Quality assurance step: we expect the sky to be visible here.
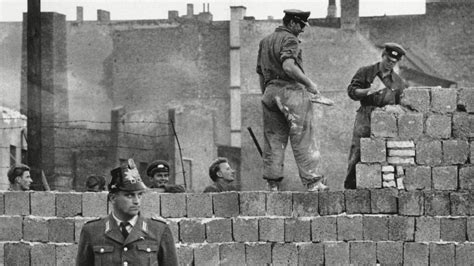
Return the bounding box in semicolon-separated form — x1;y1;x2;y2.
0;0;426;22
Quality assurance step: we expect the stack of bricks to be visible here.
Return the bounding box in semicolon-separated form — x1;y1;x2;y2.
0;189;473;265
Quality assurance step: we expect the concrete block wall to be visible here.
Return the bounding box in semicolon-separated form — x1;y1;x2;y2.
0;190;473;265
357;87;473;191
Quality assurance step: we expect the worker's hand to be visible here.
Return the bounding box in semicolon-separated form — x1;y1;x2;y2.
367;78;385;95
367;86;385;96
305;81;319;95
310;93;334;106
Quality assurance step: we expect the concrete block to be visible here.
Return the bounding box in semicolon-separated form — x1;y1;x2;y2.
356;163;382;188
416;140;442;165
387;156;415;165
318;191;345;215
23;217;49;242
345;189;370;214
432;166;458;191
298;243;324;265
360;138;386;162
48;218;75;243
404;242;429;266
350;241;376;265
56;244;77;266
404;166;431;190
398;112;424;138
377;241;403;265
363;216;389;241
212;192;239;217
443;139;469;164
383;180;396;187
324;242;349;265
205;218;232;243
388;149;416;156
141;191;160;217
387;140;415;148
4;242;31;265
239;191;265;216
219;243;245;266
284;218;311;242
194;244;219;265
389;216;415;241
161;193;186;218
56;192;82;217
426;114;451;139
0;241;3;265
0;216;22;241
179;219;205;243
337;215;363;241
425;191;450;216
451;192;470;216
468;218;474;241
232;217;258;242
371;110;397;137
259;217;284;242
292;192;318;217
371;188;398;214
440;218;466;242
460;166;474;190
312;216;337;241
31;192;55;216
398;191;424;216
186;193;212;218
176;245;194;266
431;88;457;113
4;191;30;215
453;112;474;139
429;243;455;266
455;243;474;265
381;165;395;172
401;87;430;112
82;192;108;217
245;243;271;265
31;243;55;266
0;192;3;214
272;243;298;265
471;141;474;163
382;173;395;181
415;217;440;242
266;192;292;216
458;87;474;113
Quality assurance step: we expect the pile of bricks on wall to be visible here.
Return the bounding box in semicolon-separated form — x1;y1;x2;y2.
0;189;473;265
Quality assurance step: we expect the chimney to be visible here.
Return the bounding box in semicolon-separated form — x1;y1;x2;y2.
207;3;210;13
186;3;194;18
168;10;179;20
97;9;110;22
341;0;359;31
327;0;337;18
76;6;83;23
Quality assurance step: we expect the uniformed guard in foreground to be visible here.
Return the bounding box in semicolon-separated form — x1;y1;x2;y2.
76;159;178;266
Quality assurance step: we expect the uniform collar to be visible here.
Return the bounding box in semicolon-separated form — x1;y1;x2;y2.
105;214;157;245
275;25;299;39
111;211;138;227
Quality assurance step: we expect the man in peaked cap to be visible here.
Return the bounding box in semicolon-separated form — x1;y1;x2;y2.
344;42;408;189
147;160;185;193
256;9;334;192
76;159;178;266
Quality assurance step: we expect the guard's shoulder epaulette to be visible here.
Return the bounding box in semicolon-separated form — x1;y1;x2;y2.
150;215;168;224
85;217;102;224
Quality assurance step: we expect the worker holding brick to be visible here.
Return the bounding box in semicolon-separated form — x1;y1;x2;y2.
344;43;407;189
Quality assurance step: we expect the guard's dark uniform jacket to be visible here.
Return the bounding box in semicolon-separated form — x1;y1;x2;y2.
76;214;178;266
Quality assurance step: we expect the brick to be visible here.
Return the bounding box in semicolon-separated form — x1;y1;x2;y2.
266;192;292;216
259;217;284;242
398;112;424;139
232;217;258;242
312;216;337;241
0;242;3;265
387;156;415;165
360;138;386;162
371;110;397;137
356;163;381;188
337;215;363;241
31;243;55;266
345;189;370;214
377;241;403;265
363;216;388;241
431;88;457;113
398;191;424;216
292;192;318;217
194;244;219;265
426;114;451;139
443;139;469;164
440;218;466;242
456;243;474;265
141;191;160;217
382;173;395;181
388;149;416;156
451;192;470;216
458;88;474;113
4;242;31;265
284;218;311;242
179;219;205;243
245;243;271;265
404;166;431;190
324;242;349;265
371;188;398;214
298;243;324;265
82;192;108;217
416;140;442;165
432;166;458;191
186;193;212;218
272;243;298;265
401;87;430;112
0;192;3;215
74;217;95;243
415;217;440;242
213;192;239;217
205;218;232;243
429;243;455;266
424;191;450;216
56;192;82;217
49;218;75;243
0;216;22;241
383;180;396;188
23;217;49;242
161;193;186;218
404;242;429;266
56;244;77;266
468;218;474;241
389;216;415;241
460;166;474;190
382;165;395;172
176;245;194;266
219;243;245;266
453;112;474;139
31;192;55;216
318;191;345;215
350;241;376;265
387;140;415;149
239;191;265;216
4;191;30;215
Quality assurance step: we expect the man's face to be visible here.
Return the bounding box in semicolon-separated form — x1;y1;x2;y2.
381;54;398;72
152;172;169;187
17;170;32;191
217;162;234;182
111;190;145;220
289;20;305;36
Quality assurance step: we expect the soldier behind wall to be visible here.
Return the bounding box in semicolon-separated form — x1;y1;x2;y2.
7;164;33;191
203;157;238;193
85;175;106;192
146;160;185;193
